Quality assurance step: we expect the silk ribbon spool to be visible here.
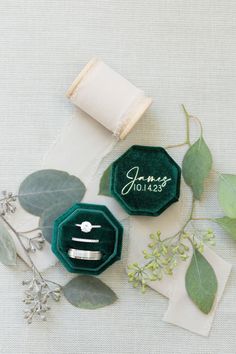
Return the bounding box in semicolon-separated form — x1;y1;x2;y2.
66;58;153;139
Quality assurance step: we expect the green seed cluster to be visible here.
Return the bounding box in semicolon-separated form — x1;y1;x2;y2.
127;228;215;292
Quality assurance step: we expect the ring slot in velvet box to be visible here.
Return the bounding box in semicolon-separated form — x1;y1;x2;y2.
52;203;123;275
110;145;181;216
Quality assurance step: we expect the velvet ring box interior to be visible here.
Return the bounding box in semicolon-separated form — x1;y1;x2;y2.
52;203;123;275
110;145;181;216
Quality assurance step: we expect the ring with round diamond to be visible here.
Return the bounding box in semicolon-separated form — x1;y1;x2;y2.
75;221;101;233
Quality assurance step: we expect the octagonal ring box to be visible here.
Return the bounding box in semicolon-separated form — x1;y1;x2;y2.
110;145;181;216
52;203;123;275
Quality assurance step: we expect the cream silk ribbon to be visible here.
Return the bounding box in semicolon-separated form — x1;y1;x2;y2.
66;57;152;140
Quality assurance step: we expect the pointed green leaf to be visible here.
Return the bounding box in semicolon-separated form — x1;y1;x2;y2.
19;169;86;217
182;137;212;200
218;174;236;218
0;222;17;266
185;249;217;314
99;165;112;197
63;275;118;309
39;202;70;243
214;216;236;240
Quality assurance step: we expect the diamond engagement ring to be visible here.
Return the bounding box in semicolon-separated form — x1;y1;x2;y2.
75;221;101;233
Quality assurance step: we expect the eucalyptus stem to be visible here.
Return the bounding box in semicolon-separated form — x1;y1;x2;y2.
192;217;213;221
165;105;192;150
163;104;211;243
165;142;187;149
163;105;196;243
20;227;40;235
164;104;218;245
0;212;62;324
182;104;191;146
190;115;203;137
0;194;18;202
44;279;62;289
0;214;43;280
164;195;195;243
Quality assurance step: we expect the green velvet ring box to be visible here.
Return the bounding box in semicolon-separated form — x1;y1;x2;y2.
110;145;181;216
52;203;123;275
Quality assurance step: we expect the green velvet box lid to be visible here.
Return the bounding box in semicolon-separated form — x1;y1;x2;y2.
52;203;123;275
110;145;181;216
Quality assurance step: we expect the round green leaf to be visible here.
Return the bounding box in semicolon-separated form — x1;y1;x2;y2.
99;164;112;197
214;216;236;240
185;249;217;314
39;202;70;243
182;137;212;200
63;275;118;309
18;169;86;217
0;222;17;266
218;174;236;218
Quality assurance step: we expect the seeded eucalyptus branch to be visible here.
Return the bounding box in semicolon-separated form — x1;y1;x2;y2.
127;105;219;314
127;105;236;313
128;228;215;292
19;232;45;253
0;195;62;323
0;191;17;214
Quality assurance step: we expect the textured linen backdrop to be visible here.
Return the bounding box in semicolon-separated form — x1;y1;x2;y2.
0;1;236;353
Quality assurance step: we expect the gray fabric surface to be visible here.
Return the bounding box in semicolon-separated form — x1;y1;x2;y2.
0;1;236;353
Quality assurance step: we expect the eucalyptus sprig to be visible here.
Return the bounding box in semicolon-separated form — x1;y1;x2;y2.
128;230;191;293
127;105;219;314
128;228;215;291
0;201;62;323
19;232;45;253
127;105;236;314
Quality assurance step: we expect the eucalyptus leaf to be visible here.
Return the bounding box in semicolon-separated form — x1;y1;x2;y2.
63;275;118;309
214;216;236;240
0;222;17;266
182;137;212;200
185;249;217;314
99;164;112;197
217;174;236;218
19;169;86;217
39;202;70;243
